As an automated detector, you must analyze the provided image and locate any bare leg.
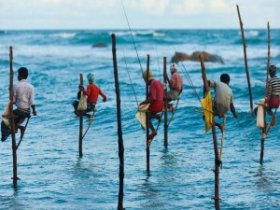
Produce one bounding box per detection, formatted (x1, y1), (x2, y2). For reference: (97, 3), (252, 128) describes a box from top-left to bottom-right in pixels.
(215, 122), (224, 133)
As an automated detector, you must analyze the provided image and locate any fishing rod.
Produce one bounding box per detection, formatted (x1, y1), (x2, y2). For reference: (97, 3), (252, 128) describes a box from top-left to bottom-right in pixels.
(123, 51), (140, 107)
(120, 0), (144, 74)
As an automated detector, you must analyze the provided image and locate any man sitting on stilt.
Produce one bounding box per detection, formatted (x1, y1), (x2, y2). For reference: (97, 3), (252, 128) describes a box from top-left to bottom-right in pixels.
(1, 67), (37, 142)
(165, 63), (183, 113)
(208, 73), (237, 131)
(141, 70), (164, 143)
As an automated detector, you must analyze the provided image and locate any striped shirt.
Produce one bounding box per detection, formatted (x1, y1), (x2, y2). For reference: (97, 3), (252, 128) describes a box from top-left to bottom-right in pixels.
(267, 76), (280, 96)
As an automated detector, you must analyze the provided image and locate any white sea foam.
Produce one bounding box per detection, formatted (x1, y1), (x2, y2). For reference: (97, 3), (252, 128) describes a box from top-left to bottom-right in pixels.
(52, 32), (76, 39)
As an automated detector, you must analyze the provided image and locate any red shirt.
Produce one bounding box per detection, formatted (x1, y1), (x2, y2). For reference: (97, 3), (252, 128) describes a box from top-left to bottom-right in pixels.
(84, 83), (106, 104)
(149, 79), (165, 102)
(149, 79), (164, 113)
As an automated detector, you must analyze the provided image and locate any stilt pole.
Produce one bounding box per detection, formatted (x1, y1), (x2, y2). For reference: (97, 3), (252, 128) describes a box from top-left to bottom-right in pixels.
(79, 74), (84, 157)
(163, 57), (168, 147)
(199, 54), (220, 210)
(9, 46), (18, 188)
(237, 5), (253, 112)
(111, 34), (125, 210)
(260, 137), (265, 165)
(146, 54), (150, 174)
(260, 22), (271, 165)
(266, 22), (271, 82)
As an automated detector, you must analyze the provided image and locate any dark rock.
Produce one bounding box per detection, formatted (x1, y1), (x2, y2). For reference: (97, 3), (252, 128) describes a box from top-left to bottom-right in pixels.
(92, 43), (107, 48)
(171, 52), (192, 63)
(171, 51), (224, 64)
(191, 51), (224, 64)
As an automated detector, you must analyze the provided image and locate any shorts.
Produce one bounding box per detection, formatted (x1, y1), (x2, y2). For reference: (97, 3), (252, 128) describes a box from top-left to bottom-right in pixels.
(149, 101), (164, 115)
(214, 103), (228, 118)
(268, 96), (280, 108)
(167, 90), (180, 100)
(13, 108), (30, 125)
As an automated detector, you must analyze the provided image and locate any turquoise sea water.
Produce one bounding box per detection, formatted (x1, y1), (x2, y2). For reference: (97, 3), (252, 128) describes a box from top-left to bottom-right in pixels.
(0, 29), (279, 209)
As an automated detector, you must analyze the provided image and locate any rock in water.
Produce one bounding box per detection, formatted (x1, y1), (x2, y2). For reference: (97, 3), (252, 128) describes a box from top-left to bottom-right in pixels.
(92, 43), (107, 48)
(171, 51), (224, 64)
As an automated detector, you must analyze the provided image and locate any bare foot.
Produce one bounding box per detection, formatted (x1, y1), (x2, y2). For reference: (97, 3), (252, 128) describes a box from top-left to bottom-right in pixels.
(19, 126), (25, 137)
(154, 114), (161, 122)
(148, 132), (157, 146)
(216, 123), (224, 133)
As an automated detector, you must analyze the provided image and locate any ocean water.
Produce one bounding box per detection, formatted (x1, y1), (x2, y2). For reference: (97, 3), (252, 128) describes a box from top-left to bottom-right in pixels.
(0, 29), (279, 210)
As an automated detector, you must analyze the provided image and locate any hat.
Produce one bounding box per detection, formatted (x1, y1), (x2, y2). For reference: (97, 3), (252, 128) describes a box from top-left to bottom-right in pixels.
(143, 70), (154, 80)
(87, 73), (95, 83)
(170, 63), (177, 72)
(269, 65), (276, 74)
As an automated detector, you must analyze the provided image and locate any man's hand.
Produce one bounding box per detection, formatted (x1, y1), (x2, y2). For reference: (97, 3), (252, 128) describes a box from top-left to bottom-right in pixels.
(103, 97), (107, 102)
(31, 105), (37, 116)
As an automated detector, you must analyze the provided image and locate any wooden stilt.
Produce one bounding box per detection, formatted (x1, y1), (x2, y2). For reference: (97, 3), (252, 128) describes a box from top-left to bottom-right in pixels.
(266, 22), (271, 82)
(111, 34), (125, 210)
(9, 46), (18, 188)
(260, 138), (265, 165)
(199, 54), (220, 210)
(260, 22), (271, 165)
(163, 57), (168, 148)
(237, 5), (254, 113)
(79, 74), (84, 157)
(146, 54), (150, 174)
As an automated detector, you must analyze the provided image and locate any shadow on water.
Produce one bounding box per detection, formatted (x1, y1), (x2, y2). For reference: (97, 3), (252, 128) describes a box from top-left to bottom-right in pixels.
(139, 176), (167, 210)
(255, 166), (273, 192)
(0, 189), (27, 210)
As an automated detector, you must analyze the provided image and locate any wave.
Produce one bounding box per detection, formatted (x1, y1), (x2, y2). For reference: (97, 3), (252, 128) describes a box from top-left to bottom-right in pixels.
(51, 32), (76, 39)
(246, 30), (260, 37)
(111, 30), (165, 38)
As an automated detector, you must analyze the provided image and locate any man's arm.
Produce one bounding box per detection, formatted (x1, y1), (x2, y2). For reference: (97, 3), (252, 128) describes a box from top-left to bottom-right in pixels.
(30, 86), (37, 116)
(31, 105), (37, 116)
(208, 80), (216, 88)
(230, 101), (237, 118)
(99, 88), (107, 102)
(265, 81), (272, 104)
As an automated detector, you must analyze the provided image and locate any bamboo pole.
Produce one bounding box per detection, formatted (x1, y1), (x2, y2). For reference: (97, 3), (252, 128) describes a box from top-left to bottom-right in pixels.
(260, 22), (271, 165)
(111, 34), (125, 210)
(199, 54), (220, 210)
(266, 22), (271, 82)
(79, 74), (84, 157)
(163, 57), (168, 147)
(237, 5), (254, 113)
(9, 46), (18, 188)
(146, 54), (150, 174)
(260, 137), (265, 165)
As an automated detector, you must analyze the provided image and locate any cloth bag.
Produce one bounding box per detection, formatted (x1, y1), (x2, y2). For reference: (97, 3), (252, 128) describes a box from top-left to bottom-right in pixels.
(135, 103), (150, 130)
(77, 92), (87, 111)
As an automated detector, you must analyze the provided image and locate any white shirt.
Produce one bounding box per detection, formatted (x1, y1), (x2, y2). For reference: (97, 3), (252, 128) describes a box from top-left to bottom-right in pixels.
(209, 80), (233, 109)
(14, 79), (35, 109)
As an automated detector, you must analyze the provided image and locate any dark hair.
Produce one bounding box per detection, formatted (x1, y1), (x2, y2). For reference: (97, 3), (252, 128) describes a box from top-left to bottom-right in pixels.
(220, 73), (230, 84)
(18, 67), (28, 79)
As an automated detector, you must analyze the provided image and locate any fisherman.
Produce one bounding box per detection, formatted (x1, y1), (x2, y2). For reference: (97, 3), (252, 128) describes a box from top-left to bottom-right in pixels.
(265, 65), (280, 112)
(72, 73), (107, 115)
(1, 67), (37, 141)
(166, 63), (183, 100)
(208, 73), (237, 131)
(14, 67), (37, 131)
(140, 70), (164, 141)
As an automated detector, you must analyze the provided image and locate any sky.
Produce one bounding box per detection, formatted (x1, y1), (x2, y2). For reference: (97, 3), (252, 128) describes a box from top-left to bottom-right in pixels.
(0, 0), (279, 29)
